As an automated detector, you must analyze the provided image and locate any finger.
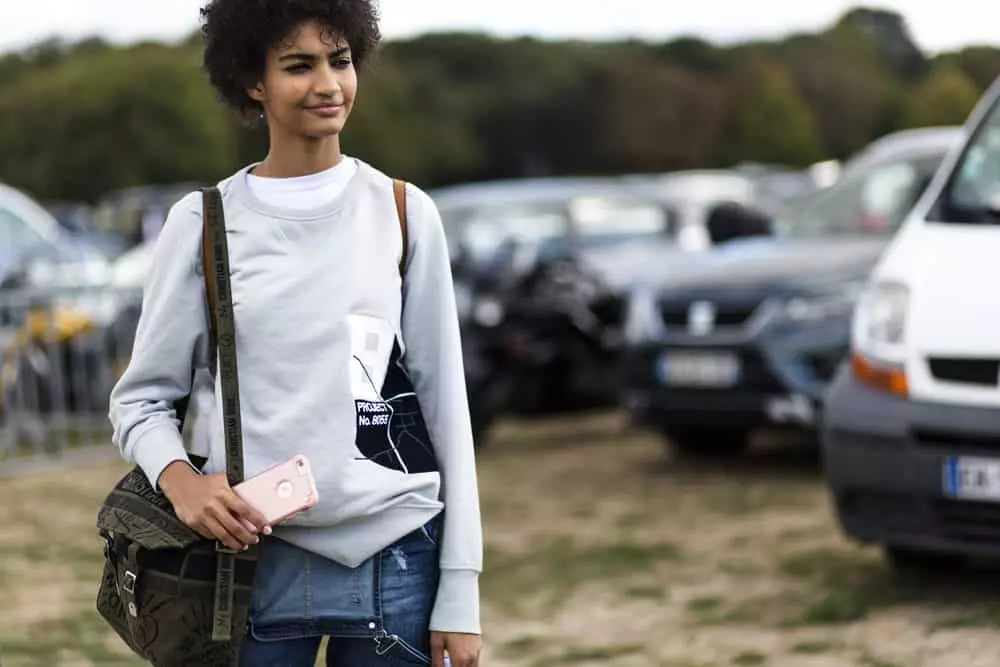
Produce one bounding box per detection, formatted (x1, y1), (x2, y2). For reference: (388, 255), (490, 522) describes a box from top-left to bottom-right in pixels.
(202, 515), (244, 552)
(223, 490), (271, 534)
(429, 633), (446, 667)
(213, 503), (259, 547)
(189, 521), (216, 542)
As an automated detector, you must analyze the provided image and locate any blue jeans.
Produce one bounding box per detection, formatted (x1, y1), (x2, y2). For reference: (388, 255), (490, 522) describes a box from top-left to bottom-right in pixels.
(239, 517), (441, 667)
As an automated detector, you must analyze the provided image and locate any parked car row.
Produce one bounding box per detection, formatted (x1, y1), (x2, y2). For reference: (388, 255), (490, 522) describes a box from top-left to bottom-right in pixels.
(619, 125), (963, 456)
(440, 168), (795, 439)
(446, 76), (1000, 571)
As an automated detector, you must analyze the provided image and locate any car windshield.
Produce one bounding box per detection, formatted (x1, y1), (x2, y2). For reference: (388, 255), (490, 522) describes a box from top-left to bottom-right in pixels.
(446, 195), (673, 264)
(778, 152), (945, 239)
(0, 206), (50, 255)
(569, 196), (673, 248)
(452, 202), (569, 265)
(935, 97), (1000, 223)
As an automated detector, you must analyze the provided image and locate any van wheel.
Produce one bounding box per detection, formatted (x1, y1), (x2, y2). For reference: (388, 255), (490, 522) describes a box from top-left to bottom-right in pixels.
(884, 546), (967, 572)
(663, 427), (751, 459)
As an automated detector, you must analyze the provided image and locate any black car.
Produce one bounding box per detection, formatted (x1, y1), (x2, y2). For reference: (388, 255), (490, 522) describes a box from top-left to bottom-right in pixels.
(619, 126), (964, 457)
(439, 180), (682, 442)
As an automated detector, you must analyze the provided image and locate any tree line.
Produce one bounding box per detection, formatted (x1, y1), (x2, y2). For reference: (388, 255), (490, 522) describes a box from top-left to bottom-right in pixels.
(0, 6), (998, 204)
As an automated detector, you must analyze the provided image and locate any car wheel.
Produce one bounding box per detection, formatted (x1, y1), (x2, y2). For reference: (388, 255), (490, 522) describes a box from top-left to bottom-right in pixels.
(884, 546), (967, 572)
(662, 426), (751, 458)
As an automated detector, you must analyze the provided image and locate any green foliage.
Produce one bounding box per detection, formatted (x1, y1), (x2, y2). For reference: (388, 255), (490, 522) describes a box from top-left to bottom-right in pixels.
(716, 57), (823, 166)
(940, 46), (1000, 91)
(898, 63), (982, 128)
(0, 42), (237, 201)
(0, 7), (994, 203)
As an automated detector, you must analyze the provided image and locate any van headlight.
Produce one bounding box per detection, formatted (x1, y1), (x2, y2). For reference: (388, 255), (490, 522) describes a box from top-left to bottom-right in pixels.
(850, 281), (909, 396)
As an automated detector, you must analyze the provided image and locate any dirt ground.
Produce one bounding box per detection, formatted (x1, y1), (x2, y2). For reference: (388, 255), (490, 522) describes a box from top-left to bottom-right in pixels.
(3, 412), (1000, 667)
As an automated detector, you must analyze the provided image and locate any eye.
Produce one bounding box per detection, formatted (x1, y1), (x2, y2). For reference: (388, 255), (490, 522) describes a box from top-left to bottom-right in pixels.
(332, 57), (353, 69)
(286, 63), (310, 74)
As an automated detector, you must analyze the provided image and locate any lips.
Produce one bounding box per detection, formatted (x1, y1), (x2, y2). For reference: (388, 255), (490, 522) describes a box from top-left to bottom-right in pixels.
(306, 103), (343, 117)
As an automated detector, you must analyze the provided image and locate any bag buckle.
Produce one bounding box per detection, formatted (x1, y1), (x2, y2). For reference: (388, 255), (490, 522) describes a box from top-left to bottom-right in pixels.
(123, 570), (137, 594)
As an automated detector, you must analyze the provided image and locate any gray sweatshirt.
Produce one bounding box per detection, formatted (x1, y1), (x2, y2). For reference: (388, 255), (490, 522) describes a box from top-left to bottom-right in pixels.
(108, 160), (483, 634)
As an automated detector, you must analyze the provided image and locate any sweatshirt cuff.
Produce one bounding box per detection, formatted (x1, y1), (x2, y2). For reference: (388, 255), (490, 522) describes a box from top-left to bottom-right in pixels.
(429, 568), (481, 635)
(131, 422), (194, 492)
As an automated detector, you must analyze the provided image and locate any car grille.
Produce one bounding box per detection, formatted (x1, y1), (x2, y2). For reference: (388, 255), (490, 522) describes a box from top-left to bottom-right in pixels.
(927, 357), (1000, 387)
(658, 298), (763, 330)
(910, 427), (1000, 453)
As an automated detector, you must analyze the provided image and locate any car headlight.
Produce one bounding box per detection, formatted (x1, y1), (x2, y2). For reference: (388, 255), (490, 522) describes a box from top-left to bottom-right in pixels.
(850, 281), (909, 396)
(623, 288), (664, 344)
(782, 282), (863, 322)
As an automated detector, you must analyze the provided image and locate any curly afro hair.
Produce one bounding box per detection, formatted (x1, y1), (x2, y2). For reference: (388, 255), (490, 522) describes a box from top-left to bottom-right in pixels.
(199, 0), (381, 122)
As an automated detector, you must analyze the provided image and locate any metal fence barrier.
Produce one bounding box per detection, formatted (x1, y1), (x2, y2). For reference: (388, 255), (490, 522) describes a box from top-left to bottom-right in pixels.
(0, 285), (145, 473)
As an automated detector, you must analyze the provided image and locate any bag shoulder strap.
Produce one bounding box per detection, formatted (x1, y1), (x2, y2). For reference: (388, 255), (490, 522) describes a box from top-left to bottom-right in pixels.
(200, 187), (244, 487)
(201, 186), (249, 643)
(393, 179), (408, 275)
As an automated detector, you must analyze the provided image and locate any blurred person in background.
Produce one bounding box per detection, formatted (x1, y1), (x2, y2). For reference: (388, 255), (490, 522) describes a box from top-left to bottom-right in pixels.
(107, 1), (483, 665)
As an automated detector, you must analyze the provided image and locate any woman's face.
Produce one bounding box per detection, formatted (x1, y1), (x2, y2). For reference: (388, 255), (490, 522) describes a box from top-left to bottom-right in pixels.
(249, 20), (358, 140)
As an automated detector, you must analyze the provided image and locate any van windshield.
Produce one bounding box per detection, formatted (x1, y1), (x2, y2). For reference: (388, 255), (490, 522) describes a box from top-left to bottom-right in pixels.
(935, 97), (1000, 223)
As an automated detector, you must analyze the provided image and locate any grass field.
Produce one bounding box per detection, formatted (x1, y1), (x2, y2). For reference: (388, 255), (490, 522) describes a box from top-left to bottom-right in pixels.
(3, 412), (1000, 666)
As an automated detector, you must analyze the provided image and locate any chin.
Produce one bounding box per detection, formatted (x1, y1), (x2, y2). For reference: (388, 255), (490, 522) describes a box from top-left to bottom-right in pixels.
(301, 122), (345, 140)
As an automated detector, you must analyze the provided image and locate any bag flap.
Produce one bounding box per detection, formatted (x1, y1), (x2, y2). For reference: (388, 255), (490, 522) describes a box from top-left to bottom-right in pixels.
(96, 466), (202, 550)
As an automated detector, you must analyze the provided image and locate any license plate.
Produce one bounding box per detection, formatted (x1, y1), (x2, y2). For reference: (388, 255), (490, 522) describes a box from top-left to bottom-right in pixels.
(943, 457), (1000, 502)
(656, 351), (741, 388)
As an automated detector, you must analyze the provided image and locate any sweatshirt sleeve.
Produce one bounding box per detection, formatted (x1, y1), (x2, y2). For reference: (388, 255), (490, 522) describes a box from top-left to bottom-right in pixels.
(400, 184), (484, 635)
(109, 192), (212, 490)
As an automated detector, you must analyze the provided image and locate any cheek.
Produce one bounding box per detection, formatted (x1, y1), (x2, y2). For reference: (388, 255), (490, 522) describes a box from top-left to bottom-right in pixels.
(343, 71), (359, 103)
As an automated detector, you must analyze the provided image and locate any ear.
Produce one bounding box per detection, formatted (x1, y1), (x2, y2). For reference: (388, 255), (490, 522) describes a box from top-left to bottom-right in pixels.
(247, 82), (266, 103)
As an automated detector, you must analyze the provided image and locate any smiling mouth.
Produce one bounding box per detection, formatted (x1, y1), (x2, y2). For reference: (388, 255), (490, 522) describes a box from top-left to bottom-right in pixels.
(306, 104), (342, 116)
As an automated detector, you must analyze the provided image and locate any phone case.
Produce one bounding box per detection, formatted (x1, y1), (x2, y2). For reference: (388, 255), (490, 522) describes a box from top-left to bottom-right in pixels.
(233, 454), (319, 526)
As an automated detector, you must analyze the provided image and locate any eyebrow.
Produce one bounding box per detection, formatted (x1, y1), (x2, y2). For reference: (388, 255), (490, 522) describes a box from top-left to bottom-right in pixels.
(279, 47), (351, 62)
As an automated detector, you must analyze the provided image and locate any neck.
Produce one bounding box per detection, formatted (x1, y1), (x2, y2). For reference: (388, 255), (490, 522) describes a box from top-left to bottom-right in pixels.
(255, 131), (343, 178)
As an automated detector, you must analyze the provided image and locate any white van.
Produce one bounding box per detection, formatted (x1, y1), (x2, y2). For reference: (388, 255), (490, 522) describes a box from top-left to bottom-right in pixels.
(822, 77), (1000, 567)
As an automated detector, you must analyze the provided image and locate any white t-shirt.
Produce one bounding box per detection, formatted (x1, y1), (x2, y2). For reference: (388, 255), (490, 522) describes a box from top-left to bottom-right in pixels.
(245, 157), (358, 210)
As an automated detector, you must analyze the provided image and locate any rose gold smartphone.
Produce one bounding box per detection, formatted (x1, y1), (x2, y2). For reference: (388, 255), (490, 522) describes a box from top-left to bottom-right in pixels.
(233, 454), (319, 526)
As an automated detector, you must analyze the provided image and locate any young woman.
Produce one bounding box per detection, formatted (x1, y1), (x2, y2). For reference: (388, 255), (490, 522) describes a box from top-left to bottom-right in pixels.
(108, 1), (483, 665)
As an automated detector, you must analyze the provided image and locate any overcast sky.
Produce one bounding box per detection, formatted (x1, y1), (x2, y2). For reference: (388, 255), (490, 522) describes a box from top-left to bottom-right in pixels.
(1, 0), (999, 55)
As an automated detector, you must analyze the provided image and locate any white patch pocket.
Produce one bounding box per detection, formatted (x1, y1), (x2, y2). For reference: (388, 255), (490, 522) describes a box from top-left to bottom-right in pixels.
(346, 314), (396, 402)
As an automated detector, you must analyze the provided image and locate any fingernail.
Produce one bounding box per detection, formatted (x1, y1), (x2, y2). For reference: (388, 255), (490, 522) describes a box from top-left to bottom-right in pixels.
(243, 545), (249, 551)
(263, 526), (272, 535)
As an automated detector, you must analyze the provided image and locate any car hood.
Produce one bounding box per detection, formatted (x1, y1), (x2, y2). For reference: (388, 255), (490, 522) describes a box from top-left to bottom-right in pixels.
(576, 238), (716, 292)
(651, 236), (889, 296)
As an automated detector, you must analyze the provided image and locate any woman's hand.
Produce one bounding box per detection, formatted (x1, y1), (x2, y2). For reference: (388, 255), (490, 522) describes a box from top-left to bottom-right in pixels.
(159, 461), (271, 551)
(430, 631), (482, 667)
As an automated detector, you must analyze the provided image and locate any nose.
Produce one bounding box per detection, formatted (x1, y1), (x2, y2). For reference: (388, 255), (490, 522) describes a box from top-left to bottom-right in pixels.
(314, 61), (341, 98)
